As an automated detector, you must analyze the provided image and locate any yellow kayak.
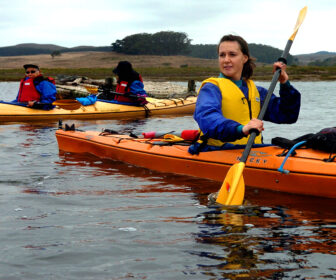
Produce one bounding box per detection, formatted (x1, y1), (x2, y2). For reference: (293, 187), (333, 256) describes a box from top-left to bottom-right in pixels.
(0, 96), (196, 123)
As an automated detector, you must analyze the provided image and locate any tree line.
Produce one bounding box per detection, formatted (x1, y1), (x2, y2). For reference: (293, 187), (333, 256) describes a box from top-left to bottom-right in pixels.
(111, 31), (298, 65)
(111, 31), (191, 56)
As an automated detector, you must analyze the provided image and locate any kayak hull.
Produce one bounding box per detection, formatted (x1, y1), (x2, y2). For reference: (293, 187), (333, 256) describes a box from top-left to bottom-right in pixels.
(55, 130), (336, 198)
(0, 97), (196, 122)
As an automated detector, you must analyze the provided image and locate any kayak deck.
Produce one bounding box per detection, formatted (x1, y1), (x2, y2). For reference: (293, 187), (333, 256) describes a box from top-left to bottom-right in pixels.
(55, 129), (336, 199)
(0, 96), (196, 122)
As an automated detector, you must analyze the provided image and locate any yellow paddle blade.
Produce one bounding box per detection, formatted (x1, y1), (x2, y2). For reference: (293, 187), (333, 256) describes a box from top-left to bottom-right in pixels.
(85, 86), (99, 94)
(163, 134), (184, 142)
(216, 162), (245, 205)
(53, 100), (82, 110)
(289, 6), (307, 41)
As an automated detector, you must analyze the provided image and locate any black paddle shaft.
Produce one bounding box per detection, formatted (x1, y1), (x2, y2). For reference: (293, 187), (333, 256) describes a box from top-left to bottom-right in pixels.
(98, 89), (138, 99)
(240, 39), (293, 163)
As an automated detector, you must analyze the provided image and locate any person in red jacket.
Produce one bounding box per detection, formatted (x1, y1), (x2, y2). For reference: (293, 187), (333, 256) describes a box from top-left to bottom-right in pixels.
(111, 61), (147, 105)
(15, 64), (57, 109)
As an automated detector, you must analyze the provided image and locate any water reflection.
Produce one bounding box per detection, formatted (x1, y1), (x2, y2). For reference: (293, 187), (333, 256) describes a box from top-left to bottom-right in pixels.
(193, 193), (336, 278)
(50, 152), (336, 279)
(50, 152), (219, 196)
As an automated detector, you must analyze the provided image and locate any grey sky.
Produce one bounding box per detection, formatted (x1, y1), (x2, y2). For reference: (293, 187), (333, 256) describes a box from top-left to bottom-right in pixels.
(0, 0), (335, 55)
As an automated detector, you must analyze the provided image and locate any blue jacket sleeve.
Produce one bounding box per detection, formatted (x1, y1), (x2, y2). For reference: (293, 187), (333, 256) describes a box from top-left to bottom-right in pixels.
(194, 83), (245, 142)
(76, 94), (97, 106)
(260, 81), (301, 124)
(129, 81), (147, 96)
(35, 81), (57, 109)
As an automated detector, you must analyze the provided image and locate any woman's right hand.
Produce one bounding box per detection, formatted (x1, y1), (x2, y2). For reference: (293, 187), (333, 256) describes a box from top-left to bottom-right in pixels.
(273, 61), (289, 84)
(242, 118), (264, 135)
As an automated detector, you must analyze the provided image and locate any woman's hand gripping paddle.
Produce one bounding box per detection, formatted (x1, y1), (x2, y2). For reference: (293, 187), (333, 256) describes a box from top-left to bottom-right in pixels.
(216, 6), (308, 206)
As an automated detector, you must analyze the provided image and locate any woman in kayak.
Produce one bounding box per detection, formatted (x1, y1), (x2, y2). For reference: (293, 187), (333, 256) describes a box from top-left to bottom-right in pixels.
(15, 64), (57, 110)
(189, 34), (301, 154)
(107, 61), (148, 105)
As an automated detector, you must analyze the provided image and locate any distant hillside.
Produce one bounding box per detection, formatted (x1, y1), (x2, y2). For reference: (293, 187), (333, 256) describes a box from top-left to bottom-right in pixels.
(188, 43), (299, 65)
(1, 43), (336, 66)
(0, 43), (298, 65)
(307, 55), (336, 66)
(188, 44), (336, 66)
(295, 51), (336, 65)
(0, 43), (111, 56)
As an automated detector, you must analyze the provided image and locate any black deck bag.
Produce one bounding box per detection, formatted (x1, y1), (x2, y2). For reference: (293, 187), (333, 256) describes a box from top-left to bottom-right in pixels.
(272, 127), (336, 153)
(305, 127), (336, 153)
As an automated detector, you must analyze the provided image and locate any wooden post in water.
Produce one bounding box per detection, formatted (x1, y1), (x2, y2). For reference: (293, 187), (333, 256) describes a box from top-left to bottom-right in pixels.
(104, 77), (116, 91)
(187, 80), (196, 93)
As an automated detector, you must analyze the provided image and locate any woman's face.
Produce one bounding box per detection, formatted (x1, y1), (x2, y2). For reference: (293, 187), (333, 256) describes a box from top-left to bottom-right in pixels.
(218, 41), (248, 81)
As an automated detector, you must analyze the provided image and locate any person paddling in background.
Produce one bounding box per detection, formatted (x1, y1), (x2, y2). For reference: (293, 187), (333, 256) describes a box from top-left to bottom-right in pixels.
(189, 34), (301, 154)
(15, 64), (57, 110)
(111, 61), (147, 105)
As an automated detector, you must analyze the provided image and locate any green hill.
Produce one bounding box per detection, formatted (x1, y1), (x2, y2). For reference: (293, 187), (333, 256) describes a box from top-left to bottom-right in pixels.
(0, 43), (111, 56)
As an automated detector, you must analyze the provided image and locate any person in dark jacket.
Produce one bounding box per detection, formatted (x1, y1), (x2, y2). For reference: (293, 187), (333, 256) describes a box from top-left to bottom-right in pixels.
(15, 64), (57, 110)
(110, 61), (147, 105)
(189, 34), (301, 154)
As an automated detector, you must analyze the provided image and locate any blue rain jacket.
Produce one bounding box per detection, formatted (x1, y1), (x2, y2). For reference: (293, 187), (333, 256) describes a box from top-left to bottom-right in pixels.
(189, 79), (301, 154)
(15, 78), (57, 110)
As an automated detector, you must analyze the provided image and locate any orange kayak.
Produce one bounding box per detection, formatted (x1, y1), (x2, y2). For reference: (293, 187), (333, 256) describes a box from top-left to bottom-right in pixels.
(56, 129), (336, 198)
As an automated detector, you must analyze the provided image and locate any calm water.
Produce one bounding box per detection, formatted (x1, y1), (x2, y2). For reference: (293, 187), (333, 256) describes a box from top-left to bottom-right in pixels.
(0, 81), (335, 279)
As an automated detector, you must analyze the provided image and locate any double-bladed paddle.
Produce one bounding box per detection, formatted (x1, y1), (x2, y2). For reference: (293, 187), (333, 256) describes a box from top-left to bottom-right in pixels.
(85, 86), (142, 99)
(0, 99), (82, 110)
(33, 100), (82, 110)
(216, 6), (308, 206)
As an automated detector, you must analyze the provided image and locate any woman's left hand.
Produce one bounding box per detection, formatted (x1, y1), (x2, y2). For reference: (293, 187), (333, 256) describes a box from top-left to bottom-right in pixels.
(273, 61), (289, 84)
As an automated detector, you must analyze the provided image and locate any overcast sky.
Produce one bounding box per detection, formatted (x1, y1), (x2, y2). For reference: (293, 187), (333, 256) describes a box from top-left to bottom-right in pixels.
(1, 0), (335, 55)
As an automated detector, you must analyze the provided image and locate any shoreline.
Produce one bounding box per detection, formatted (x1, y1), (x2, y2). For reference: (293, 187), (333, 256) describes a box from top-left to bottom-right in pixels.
(1, 65), (336, 82)
(1, 77), (334, 100)
(55, 80), (194, 99)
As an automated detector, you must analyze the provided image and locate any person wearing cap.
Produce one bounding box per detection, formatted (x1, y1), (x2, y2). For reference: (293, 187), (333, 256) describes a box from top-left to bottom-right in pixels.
(15, 64), (57, 109)
(109, 61), (147, 105)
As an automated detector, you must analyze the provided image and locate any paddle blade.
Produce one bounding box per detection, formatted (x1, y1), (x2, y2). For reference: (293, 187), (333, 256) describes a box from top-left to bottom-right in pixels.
(216, 162), (245, 206)
(289, 6), (307, 41)
(84, 86), (99, 94)
(163, 134), (184, 142)
(53, 100), (82, 110)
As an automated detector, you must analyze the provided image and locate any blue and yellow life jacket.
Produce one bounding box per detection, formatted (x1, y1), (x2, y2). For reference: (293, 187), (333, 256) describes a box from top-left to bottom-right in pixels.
(198, 77), (263, 146)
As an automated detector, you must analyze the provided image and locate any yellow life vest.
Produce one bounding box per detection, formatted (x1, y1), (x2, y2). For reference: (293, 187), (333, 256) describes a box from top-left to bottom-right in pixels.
(198, 77), (262, 146)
